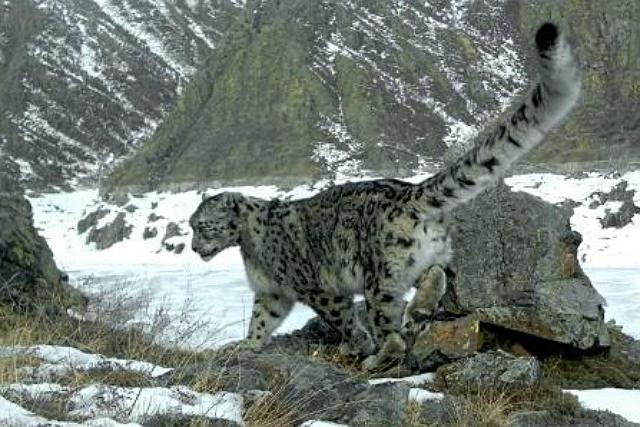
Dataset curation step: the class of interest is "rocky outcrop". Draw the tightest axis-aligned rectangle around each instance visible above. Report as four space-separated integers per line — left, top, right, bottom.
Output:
77 208 110 234
162 222 186 253
445 182 610 351
142 226 158 240
0 159 86 313
590 181 640 229
85 212 133 250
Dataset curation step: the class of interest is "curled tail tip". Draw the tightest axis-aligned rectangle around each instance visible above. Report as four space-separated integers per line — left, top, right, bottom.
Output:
535 22 561 54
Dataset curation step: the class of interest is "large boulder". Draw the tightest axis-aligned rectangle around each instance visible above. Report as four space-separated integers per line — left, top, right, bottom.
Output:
443 182 610 350
0 159 86 314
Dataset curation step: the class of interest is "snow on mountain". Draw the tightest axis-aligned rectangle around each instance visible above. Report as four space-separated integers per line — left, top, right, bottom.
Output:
311 0 526 177
1 0 242 189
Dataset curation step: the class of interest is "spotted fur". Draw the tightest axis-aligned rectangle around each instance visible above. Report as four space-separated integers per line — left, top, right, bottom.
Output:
190 23 581 368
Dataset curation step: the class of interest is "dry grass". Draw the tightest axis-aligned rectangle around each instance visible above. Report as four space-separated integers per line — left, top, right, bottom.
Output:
0 281 223 422
0 281 218 370
541 328 640 389
406 380 584 427
0 355 41 383
244 374 301 427
445 387 517 427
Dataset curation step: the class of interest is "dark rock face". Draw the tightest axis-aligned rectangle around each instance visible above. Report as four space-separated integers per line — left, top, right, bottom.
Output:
85 212 133 250
446 183 610 350
142 227 158 240
77 208 110 234
0 160 86 313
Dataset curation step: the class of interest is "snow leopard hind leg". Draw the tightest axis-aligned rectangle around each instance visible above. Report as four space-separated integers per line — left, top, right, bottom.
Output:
402 264 447 346
362 274 411 372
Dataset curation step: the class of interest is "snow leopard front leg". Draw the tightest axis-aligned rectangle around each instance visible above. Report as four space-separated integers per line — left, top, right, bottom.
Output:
243 292 294 350
302 290 375 357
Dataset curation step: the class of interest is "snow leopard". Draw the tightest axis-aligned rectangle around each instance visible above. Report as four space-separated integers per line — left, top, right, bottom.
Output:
190 23 581 369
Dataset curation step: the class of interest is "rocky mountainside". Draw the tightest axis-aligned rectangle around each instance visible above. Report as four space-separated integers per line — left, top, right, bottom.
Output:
0 0 242 190
108 0 528 190
108 0 640 191
1 1 638 191
0 158 85 314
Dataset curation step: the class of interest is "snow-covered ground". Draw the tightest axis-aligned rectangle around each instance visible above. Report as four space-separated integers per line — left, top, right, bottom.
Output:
19 171 640 424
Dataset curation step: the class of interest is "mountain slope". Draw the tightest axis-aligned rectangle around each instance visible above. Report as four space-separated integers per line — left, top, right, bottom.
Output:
518 0 640 163
0 0 242 190
108 0 527 190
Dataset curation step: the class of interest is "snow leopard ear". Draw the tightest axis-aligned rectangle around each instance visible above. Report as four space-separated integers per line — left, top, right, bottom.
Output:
224 192 243 215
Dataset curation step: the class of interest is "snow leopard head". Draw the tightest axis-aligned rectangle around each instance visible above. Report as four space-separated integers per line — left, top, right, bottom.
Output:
190 192 243 261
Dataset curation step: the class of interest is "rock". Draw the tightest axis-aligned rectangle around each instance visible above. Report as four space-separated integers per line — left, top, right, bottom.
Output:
151 201 158 209
506 409 639 427
162 222 184 241
165 350 408 426
148 212 163 222
446 182 610 351
590 180 635 207
124 204 138 213
0 160 87 314
162 222 186 253
143 226 158 240
410 316 481 371
588 180 640 228
86 212 133 250
111 191 130 207
348 382 410 426
436 350 541 390
77 208 110 234
600 199 640 229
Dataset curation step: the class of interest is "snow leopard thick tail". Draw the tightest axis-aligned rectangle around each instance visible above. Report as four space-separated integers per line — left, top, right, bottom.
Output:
419 23 581 212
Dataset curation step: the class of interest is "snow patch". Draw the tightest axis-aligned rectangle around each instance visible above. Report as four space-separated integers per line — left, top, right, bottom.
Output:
565 388 640 423
409 388 444 403
368 372 435 386
0 345 172 380
68 385 243 424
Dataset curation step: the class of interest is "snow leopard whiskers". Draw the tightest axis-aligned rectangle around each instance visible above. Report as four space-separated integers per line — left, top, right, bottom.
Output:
190 23 581 369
